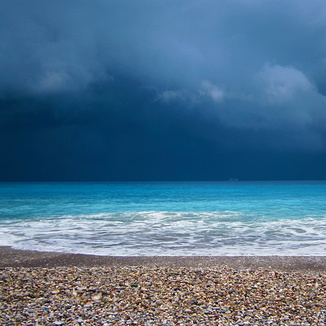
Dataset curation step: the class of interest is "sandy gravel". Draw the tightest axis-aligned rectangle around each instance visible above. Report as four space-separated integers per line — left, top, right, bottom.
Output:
1 265 326 325
0 247 326 325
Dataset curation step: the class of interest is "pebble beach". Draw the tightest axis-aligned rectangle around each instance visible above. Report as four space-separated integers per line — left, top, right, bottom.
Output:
1 248 326 325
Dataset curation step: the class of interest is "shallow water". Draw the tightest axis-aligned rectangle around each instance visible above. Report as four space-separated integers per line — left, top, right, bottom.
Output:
0 181 325 255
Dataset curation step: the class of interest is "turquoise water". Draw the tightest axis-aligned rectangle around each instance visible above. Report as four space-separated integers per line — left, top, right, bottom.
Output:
0 182 325 255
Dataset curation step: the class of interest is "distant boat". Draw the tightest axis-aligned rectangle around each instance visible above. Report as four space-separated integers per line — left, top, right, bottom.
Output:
228 178 239 181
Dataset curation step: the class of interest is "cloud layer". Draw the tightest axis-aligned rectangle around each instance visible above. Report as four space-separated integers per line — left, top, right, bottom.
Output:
1 0 326 180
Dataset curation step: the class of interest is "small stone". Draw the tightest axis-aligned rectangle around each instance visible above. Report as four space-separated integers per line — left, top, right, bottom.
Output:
91 293 102 301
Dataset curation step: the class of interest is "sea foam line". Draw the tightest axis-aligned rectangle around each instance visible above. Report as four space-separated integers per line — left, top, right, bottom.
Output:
0 211 325 256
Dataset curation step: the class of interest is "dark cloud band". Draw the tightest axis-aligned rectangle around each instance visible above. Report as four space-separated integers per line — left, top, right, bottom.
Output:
1 0 326 180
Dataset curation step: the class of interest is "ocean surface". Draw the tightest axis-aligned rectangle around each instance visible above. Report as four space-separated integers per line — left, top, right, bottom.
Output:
0 181 325 256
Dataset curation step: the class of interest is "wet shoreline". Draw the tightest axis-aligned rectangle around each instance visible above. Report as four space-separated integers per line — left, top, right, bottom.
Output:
1 246 325 271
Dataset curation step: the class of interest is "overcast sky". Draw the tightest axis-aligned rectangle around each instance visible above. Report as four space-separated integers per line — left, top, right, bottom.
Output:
1 0 326 181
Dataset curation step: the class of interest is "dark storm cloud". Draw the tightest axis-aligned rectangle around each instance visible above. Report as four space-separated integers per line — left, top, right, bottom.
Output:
1 0 326 180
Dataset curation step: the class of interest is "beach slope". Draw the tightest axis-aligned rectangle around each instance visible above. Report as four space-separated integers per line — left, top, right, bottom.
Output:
1 247 326 325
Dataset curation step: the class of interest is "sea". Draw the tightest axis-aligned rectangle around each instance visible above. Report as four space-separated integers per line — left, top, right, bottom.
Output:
0 181 325 256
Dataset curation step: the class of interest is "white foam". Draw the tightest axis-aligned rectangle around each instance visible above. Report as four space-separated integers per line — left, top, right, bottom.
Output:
0 211 325 256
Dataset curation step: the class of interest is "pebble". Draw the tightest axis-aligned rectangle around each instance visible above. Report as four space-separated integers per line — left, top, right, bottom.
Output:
0 266 325 325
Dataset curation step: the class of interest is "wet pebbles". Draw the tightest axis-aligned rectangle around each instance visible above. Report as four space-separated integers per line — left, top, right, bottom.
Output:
1 266 325 325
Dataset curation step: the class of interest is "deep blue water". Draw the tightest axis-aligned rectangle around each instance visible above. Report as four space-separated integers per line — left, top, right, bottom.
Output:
0 181 325 255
